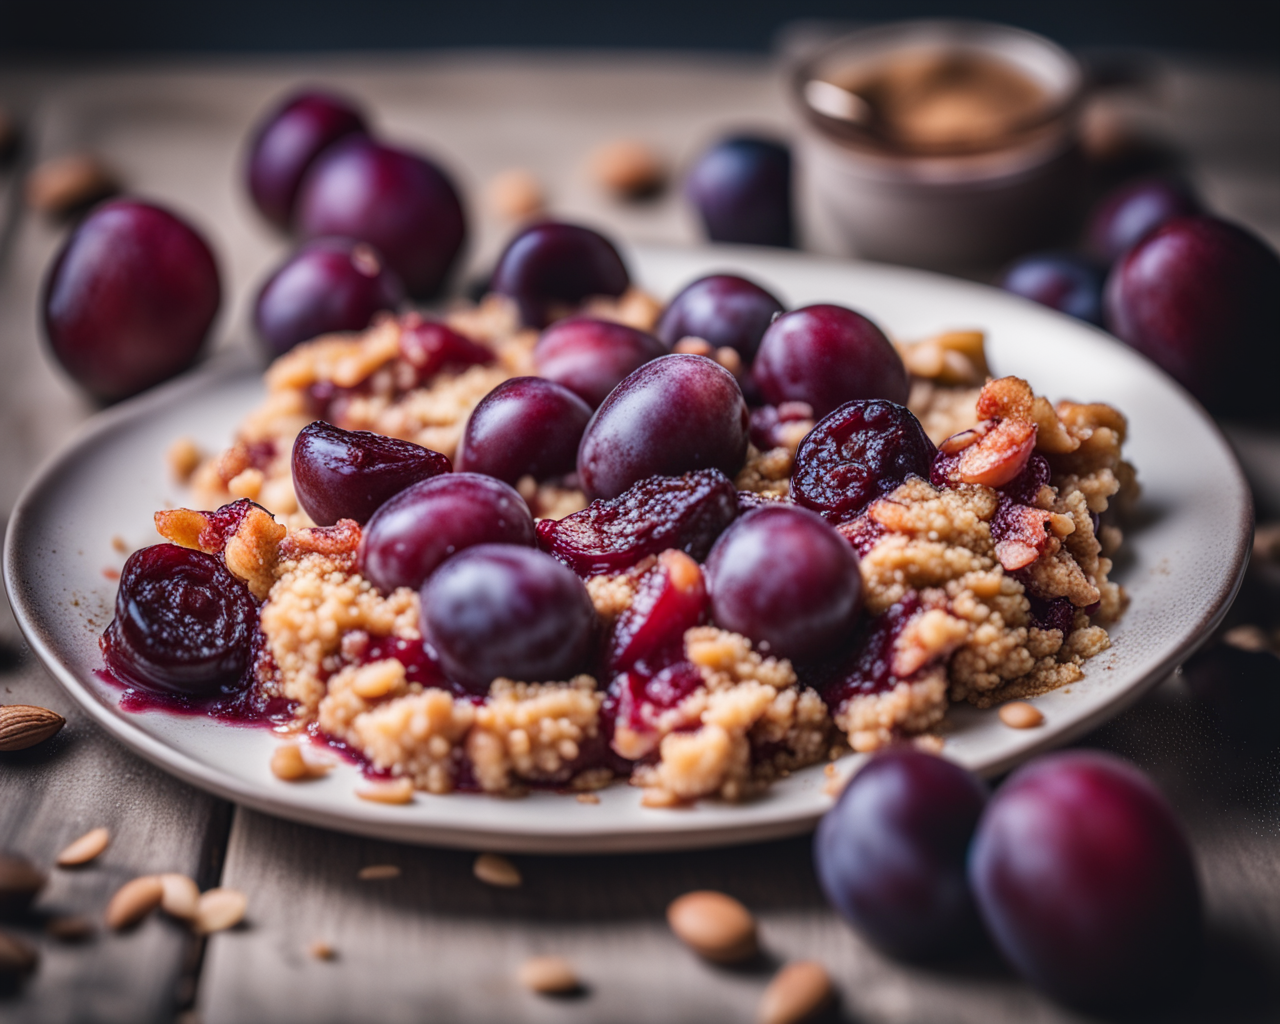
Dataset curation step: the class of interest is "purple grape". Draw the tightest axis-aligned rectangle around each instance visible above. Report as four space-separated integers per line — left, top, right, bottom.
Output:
655 273 785 364
1085 176 1201 264
254 237 404 358
685 136 793 247
245 89 368 230
420 544 596 692
102 544 258 696
792 401 936 523
998 252 1105 325
489 222 630 328
970 751 1202 1008
295 135 466 297
753 305 908 418
815 748 988 960
291 420 451 526
576 354 749 500
534 316 666 408
359 473 535 593
42 199 221 401
454 376 592 485
705 505 862 659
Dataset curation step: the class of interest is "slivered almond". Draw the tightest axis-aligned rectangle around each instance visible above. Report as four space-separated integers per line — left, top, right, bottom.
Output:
194 887 247 935
105 875 163 930
160 873 200 920
518 955 580 994
473 853 521 888
356 778 414 804
56 827 110 867
758 961 834 1024
357 864 400 881
667 891 758 963
0 704 65 751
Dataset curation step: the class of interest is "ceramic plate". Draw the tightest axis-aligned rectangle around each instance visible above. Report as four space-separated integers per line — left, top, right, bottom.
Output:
3 243 1251 853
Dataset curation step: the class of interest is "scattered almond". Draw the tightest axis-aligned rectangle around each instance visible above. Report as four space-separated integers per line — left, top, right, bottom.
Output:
758 961 834 1024
355 777 414 804
160 873 200 920
56 827 110 867
270 743 332 782
193 887 247 935
167 437 203 482
473 853 521 888
672 336 714 356
105 875 163 931
45 915 94 942
356 864 400 881
309 939 336 960
0 704 66 751
517 954 580 994
0 930 38 977
666 891 758 963
488 168 545 220
999 701 1044 729
1223 624 1269 652
25 153 118 214
575 793 600 805
589 139 666 198
0 854 46 916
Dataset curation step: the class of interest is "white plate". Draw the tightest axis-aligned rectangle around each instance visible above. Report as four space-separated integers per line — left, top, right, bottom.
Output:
3 243 1252 853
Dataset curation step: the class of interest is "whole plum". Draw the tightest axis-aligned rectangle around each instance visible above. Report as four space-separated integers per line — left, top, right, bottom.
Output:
998 252 1105 325
1085 176 1201 264
489 221 630 328
534 317 665 408
655 273 785 364
685 136 793 247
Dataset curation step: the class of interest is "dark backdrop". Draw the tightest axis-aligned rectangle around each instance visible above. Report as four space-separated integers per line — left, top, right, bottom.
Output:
1 0 1277 59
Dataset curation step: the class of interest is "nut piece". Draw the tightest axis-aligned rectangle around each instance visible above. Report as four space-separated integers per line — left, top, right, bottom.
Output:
270 743 332 782
473 853 522 888
194 887 247 935
309 939 336 960
355 777 414 804
0 930 38 977
45 915 94 942
56 827 111 867
488 168 545 221
105 875 163 931
666 891 758 963
998 701 1045 729
167 437 204 482
517 955 580 994
25 153 118 215
758 961 834 1024
160 873 200 920
0 854 47 917
356 864 400 881
0 704 66 751
589 139 666 198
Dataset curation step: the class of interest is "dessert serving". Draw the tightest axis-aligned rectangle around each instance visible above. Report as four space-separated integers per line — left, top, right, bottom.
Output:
96 219 1137 808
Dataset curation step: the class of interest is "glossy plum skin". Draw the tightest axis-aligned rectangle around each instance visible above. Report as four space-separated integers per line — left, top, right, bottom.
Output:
970 751 1202 1008
254 237 404 358
753 305 908 418
454 376 592 485
490 222 630 328
245 90 368 229
998 252 1105 325
102 544 258 696
42 199 221 402
1085 176 1200 264
655 274 785 364
359 473 535 594
1104 215 1280 413
705 505 862 659
576 354 750 500
420 544 596 692
295 135 466 297
291 420 451 526
534 317 666 409
685 137 793 248
815 748 988 960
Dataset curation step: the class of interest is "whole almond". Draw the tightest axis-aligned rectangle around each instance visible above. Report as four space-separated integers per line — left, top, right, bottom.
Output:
0 854 47 917
160 874 200 920
589 139 666 198
105 875 162 931
56 827 110 867
0 705 65 751
46 915 94 942
999 701 1044 729
667 891 758 963
473 853 521 888
517 955 580 994
194 888 247 935
25 154 117 215
758 961 833 1024
0 930 38 977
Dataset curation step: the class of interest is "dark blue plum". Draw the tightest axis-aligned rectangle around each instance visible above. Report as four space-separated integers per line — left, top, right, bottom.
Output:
998 252 1106 325
1085 176 1201 264
655 274 785 364
685 137 793 248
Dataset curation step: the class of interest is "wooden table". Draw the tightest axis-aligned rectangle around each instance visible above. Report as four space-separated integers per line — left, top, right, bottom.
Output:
2 51 1279 1024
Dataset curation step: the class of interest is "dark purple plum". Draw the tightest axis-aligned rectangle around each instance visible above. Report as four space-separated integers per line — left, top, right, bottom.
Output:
685 136 793 247
102 544 258 696
1085 176 1201 264
291 420 451 526
245 89 368 229
792 401 936 523
970 751 1202 1008
420 544 596 692
42 199 221 401
254 237 404 358
534 317 666 408
538 468 739 576
576 354 749 500
454 376 592 485
295 135 466 297
489 222 630 328
753 305 908 418
655 274 785 364
705 505 862 659
359 473 535 593
815 748 988 960
998 252 1105 325
1104 214 1280 413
